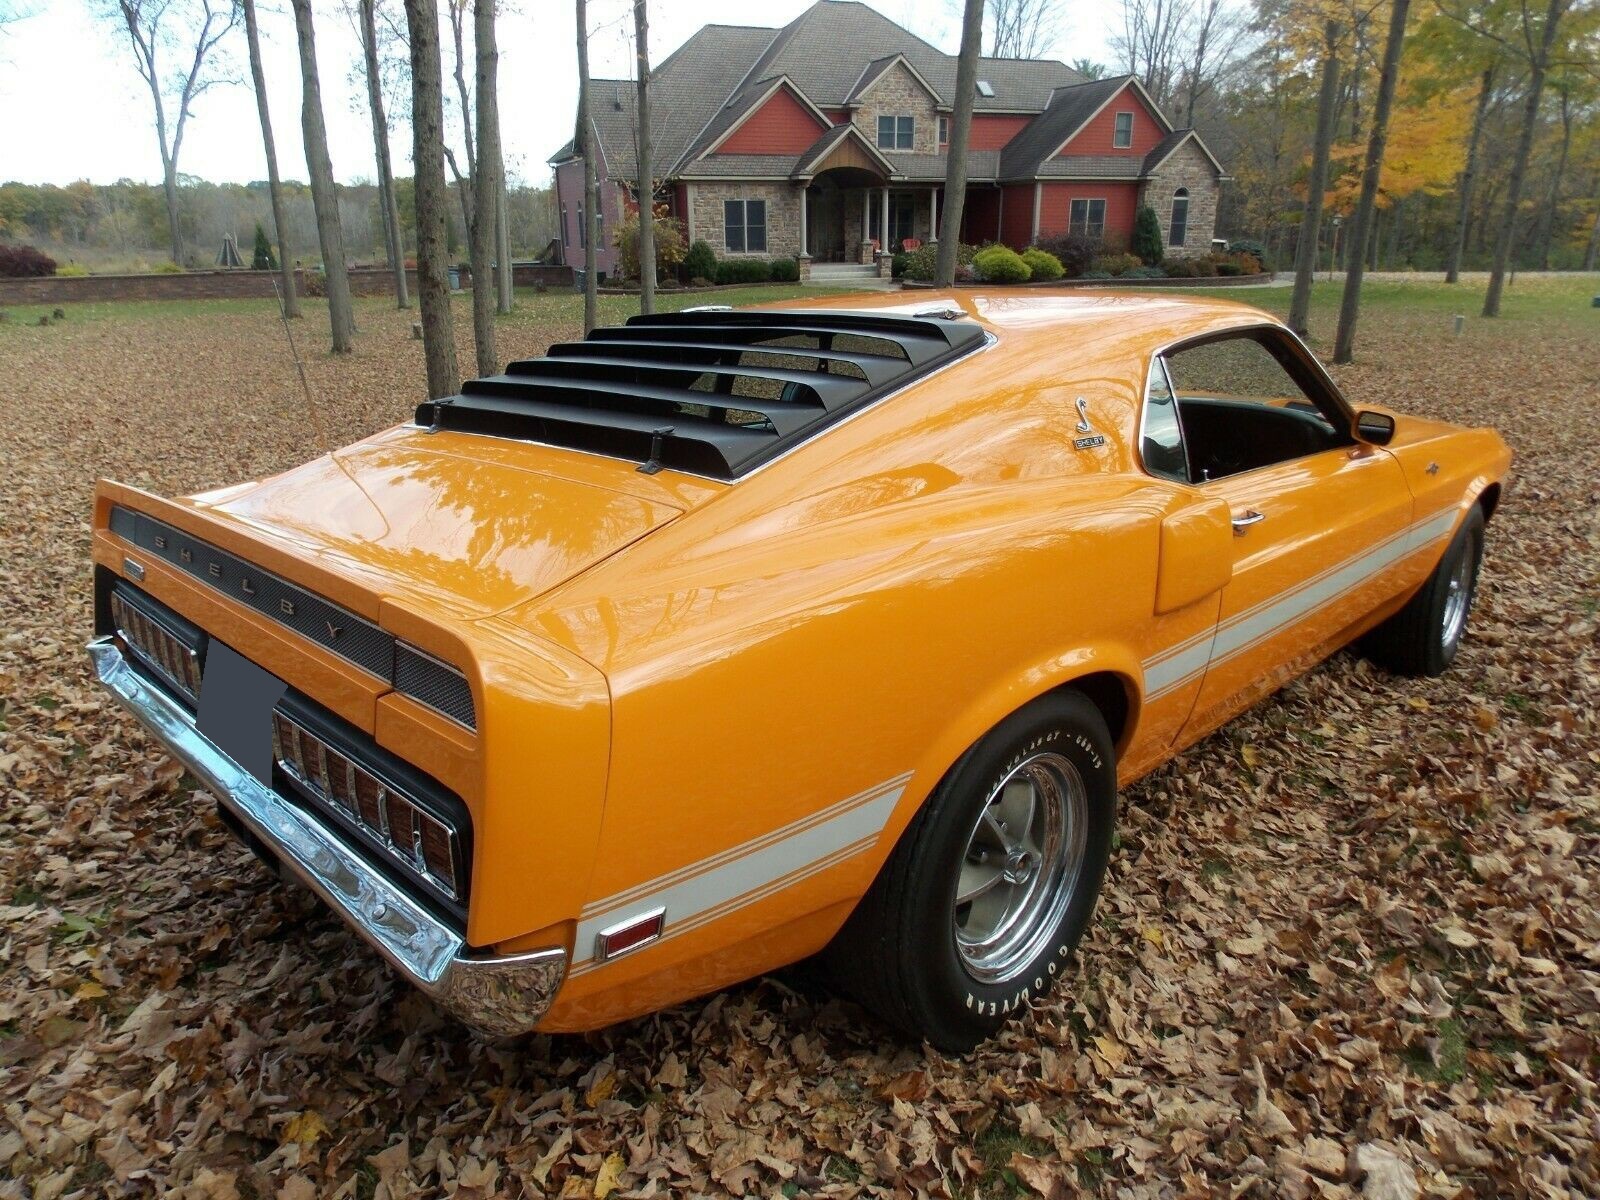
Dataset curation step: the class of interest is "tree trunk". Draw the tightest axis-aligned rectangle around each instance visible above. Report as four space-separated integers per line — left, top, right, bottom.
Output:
243 1 299 315
577 0 599 334
936 0 984 286
1538 86 1571 271
469 0 502 377
450 1 476 256
160 155 184 266
1484 0 1566 317
1584 188 1600 270
1446 65 1494 283
360 0 409 310
1333 0 1409 364
290 0 354 353
1289 19 1341 334
634 0 656 314
496 179 513 312
405 0 462 398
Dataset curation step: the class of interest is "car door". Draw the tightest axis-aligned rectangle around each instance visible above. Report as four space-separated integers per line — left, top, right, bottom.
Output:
1156 328 1415 744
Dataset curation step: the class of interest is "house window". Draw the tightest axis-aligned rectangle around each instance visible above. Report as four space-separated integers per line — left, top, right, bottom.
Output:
938 116 948 146
876 115 914 150
561 204 569 246
1069 198 1106 238
1113 111 1134 148
1169 189 1189 246
724 198 767 253
577 204 585 249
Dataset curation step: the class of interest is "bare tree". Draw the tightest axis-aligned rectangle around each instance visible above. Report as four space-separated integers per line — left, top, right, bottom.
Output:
405 0 460 397
100 0 237 265
1333 0 1411 363
496 179 513 313
1446 63 1497 283
634 0 655 314
986 0 1056 58
1114 0 1187 105
290 0 354 353
1177 0 1244 126
241 0 298 317
937 0 984 286
1537 76 1574 269
468 0 501 376
1289 18 1341 336
576 0 598 334
1070 56 1108 79
358 0 408 308
445 0 476 243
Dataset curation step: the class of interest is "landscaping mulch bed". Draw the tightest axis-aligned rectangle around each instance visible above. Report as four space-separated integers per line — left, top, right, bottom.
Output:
0 290 1595 1198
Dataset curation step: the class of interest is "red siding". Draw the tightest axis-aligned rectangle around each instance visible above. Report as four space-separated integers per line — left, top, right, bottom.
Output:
1000 184 1036 249
555 159 619 274
970 114 1031 151
822 108 850 124
717 87 829 154
1037 182 1140 245
1058 85 1165 157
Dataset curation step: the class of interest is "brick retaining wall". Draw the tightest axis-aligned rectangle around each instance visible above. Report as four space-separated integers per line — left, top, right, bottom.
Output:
0 263 571 306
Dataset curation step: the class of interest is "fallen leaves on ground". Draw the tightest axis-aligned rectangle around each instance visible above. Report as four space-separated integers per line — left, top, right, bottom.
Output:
0 289 1595 1197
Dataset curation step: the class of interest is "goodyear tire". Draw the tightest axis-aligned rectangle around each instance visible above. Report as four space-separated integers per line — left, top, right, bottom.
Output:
825 691 1115 1051
1362 506 1485 677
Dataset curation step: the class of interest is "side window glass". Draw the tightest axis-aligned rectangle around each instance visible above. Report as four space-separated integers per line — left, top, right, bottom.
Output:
1140 356 1188 482
1163 333 1348 481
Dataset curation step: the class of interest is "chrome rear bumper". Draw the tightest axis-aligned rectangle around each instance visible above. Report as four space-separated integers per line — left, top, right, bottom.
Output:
88 637 566 1037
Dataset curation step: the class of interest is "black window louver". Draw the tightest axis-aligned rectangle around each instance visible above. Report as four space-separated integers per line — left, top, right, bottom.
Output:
414 309 987 481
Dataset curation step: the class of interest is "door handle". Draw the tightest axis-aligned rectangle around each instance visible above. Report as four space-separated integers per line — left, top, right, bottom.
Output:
1231 509 1266 535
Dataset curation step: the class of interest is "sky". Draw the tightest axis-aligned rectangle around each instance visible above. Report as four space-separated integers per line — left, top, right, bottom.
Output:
0 1 1123 190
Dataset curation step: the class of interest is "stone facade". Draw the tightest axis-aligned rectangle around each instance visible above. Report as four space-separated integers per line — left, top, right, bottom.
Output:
849 61 941 156
690 181 803 259
1139 138 1220 259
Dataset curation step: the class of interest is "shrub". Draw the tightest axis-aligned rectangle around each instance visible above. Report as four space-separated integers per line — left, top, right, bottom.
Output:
153 260 185 274
972 244 1032 283
1092 252 1142 277
1230 251 1262 275
683 238 716 282
1215 261 1243 276
611 203 688 283
0 243 57 277
1228 238 1268 269
901 241 978 282
769 257 800 283
1164 256 1217 278
714 257 772 285
688 275 714 288
1033 233 1099 278
1080 270 1112 280
1125 265 1167 279
1131 205 1164 265
252 223 277 271
891 250 910 279
1020 248 1064 281
56 263 89 277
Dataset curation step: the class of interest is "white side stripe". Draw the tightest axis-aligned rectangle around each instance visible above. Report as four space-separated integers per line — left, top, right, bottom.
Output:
1144 506 1459 700
571 774 911 969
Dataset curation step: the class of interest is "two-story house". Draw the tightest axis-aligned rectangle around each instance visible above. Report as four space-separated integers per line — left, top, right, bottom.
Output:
549 0 1227 279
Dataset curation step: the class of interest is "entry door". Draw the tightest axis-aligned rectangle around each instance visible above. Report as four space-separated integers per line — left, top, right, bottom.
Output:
808 189 844 262
1156 331 1414 743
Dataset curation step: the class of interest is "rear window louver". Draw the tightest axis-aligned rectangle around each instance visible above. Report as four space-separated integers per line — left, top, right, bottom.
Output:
414 309 987 481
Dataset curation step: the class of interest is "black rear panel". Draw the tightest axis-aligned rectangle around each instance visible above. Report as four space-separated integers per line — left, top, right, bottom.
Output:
414 308 987 480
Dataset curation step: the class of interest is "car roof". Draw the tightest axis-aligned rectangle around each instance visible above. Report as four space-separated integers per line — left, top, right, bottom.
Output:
759 288 1282 352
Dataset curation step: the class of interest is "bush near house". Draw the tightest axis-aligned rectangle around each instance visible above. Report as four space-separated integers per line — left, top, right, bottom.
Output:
1132 205 1165 266
1228 238 1269 269
682 238 716 283
0 244 57 277
1021 248 1064 281
1092 252 1143 277
1033 234 1099 279
901 242 980 282
769 257 801 283
612 205 688 284
972 245 1031 284
714 258 773 285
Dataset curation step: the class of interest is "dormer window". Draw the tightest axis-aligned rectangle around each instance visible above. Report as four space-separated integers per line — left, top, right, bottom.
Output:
938 116 948 146
976 80 995 97
1113 111 1134 148
877 115 914 150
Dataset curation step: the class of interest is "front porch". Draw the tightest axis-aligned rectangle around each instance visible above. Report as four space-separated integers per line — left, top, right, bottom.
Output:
801 168 943 264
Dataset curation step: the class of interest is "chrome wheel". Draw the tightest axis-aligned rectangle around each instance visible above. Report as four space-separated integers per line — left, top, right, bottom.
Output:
954 751 1088 983
1441 535 1477 650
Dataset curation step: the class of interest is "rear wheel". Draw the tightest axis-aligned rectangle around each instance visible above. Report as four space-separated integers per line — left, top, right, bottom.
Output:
824 692 1116 1051
1362 506 1485 677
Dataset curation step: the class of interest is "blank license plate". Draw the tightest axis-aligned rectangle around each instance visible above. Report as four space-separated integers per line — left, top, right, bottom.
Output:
197 641 287 785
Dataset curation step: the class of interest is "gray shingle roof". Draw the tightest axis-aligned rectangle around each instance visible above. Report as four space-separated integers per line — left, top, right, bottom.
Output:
1035 155 1145 179
997 75 1137 180
884 151 1001 181
677 155 805 178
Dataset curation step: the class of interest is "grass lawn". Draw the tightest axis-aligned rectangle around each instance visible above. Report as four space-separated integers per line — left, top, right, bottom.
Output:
0 274 1596 1198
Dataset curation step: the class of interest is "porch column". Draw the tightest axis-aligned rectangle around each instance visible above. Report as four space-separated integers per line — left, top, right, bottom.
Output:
929 187 939 242
881 187 890 251
862 190 871 244
799 186 809 258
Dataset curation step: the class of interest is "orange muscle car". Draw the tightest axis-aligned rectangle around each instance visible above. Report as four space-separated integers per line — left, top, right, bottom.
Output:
89 292 1510 1049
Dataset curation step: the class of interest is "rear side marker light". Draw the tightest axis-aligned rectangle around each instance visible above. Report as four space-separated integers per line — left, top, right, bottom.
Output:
596 908 666 962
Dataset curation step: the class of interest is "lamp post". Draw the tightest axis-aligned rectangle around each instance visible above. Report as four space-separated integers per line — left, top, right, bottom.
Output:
1328 215 1343 282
